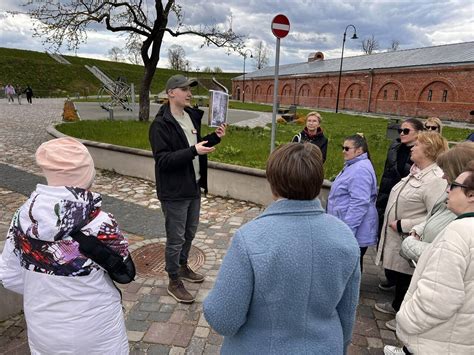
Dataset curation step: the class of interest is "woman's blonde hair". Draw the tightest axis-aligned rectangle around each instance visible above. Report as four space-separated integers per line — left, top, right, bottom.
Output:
425 117 443 133
306 111 322 123
417 131 449 162
437 142 474 182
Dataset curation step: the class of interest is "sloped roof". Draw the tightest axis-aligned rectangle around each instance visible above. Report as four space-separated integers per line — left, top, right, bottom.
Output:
236 41 474 80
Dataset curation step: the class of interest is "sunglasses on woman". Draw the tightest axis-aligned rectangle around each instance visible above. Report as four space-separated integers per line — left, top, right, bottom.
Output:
341 146 356 152
449 181 468 191
397 128 411 135
425 125 439 131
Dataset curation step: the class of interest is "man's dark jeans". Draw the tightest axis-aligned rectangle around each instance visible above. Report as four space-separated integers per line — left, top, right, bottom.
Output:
161 198 200 279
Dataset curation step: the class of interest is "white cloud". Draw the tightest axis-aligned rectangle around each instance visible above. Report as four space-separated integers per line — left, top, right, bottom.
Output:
0 0 472 72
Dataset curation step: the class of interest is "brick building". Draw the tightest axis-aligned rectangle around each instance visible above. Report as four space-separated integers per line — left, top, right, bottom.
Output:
232 42 474 122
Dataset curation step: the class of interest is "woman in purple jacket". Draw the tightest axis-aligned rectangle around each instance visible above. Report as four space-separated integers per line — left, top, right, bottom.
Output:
327 134 379 270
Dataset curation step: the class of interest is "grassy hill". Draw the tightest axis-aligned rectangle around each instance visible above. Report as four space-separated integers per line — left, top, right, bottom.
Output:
0 47 238 98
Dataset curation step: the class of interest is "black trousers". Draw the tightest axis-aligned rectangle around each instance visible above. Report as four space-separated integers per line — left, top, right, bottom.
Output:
391 270 412 311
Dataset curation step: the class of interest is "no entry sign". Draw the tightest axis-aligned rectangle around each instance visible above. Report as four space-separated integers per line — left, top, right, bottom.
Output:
271 14 290 39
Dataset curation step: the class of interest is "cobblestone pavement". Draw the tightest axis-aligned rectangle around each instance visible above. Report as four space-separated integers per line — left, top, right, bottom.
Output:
0 99 404 354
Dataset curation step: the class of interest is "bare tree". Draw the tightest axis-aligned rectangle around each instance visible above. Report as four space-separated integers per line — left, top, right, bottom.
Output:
108 46 124 62
167 44 186 70
253 41 269 70
213 66 222 73
361 35 379 54
388 39 400 52
125 37 143 65
202 66 213 73
25 1 244 121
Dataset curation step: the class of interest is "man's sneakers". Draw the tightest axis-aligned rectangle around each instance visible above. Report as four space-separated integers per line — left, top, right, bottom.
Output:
384 345 405 355
178 264 205 283
168 279 195 303
378 280 396 291
375 302 397 315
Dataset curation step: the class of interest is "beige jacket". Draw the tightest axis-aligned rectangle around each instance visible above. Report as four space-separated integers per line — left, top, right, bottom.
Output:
375 163 447 274
396 216 474 354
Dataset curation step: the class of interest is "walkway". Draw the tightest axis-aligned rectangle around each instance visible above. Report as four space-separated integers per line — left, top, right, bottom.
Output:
0 98 400 355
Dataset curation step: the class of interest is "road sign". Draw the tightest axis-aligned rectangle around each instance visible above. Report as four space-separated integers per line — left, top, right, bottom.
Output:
271 14 290 39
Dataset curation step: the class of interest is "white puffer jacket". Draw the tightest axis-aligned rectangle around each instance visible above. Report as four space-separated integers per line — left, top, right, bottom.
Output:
396 215 474 354
0 185 129 355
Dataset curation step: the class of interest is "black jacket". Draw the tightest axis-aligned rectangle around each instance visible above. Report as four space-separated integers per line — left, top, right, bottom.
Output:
292 128 328 162
149 104 221 201
376 139 413 224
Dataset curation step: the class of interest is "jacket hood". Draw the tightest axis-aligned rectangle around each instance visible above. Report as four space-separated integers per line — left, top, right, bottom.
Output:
345 152 369 167
18 184 101 242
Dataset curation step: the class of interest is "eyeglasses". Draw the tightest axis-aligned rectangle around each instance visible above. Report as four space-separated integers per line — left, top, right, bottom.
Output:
398 128 411 135
449 181 468 191
425 125 439 131
342 146 356 152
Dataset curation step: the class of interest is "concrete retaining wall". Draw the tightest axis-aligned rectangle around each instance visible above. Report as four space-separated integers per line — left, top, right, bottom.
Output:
47 126 331 207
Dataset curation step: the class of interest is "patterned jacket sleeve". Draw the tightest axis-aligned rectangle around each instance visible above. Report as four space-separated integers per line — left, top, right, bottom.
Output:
0 212 25 294
83 212 129 258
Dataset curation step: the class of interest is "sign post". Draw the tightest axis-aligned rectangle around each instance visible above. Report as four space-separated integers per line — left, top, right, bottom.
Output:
270 14 290 152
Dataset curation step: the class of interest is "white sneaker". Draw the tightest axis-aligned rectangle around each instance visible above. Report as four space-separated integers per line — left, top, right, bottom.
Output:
384 345 405 355
386 318 397 331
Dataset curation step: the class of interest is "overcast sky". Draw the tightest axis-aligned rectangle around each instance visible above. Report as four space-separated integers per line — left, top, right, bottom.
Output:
0 0 473 73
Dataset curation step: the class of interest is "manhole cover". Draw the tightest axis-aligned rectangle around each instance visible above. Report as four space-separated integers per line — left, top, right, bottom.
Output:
131 243 206 278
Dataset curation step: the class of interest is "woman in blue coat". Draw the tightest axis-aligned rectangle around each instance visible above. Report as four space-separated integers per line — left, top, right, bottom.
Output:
204 143 360 355
327 134 379 270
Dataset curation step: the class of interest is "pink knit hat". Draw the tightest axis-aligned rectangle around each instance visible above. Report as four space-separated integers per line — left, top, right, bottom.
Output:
35 137 96 189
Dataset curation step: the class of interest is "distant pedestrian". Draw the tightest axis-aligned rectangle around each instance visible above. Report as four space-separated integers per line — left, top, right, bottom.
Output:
24 85 33 104
16 85 22 105
292 111 328 162
5 84 15 104
204 143 360 354
149 74 226 303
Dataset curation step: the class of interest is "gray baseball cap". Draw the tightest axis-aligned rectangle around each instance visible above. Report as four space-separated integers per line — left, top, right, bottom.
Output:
165 75 198 92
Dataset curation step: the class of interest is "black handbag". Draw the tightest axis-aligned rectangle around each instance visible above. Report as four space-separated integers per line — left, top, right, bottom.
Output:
70 230 136 284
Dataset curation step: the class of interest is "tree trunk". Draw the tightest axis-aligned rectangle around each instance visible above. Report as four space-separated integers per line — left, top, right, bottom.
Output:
138 63 157 122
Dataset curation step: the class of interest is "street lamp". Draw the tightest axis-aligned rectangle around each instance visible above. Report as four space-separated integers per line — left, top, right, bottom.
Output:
196 66 200 97
242 49 253 103
335 24 358 113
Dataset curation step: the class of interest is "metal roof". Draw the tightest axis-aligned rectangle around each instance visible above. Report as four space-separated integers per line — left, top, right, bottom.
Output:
236 41 474 80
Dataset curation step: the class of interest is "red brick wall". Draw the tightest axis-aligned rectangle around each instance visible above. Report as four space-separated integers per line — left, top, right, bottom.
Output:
232 64 474 122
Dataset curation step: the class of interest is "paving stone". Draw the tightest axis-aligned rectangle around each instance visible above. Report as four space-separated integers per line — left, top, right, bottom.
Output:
172 324 195 347
139 302 161 312
194 327 210 338
147 344 171 355
169 347 186 355
128 331 145 342
186 337 206 355
144 322 179 345
129 311 150 321
148 311 172 323
380 329 397 341
126 319 151 332
203 344 221 355
206 332 223 346
367 337 384 349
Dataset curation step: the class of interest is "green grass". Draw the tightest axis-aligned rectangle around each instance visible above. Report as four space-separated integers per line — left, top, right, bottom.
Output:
55 114 471 183
0 47 238 98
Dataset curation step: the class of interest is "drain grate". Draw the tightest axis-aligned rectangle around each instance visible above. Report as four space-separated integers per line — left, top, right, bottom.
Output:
131 242 206 277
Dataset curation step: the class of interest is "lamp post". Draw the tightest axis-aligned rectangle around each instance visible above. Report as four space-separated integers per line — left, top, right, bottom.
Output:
242 49 253 103
335 24 358 113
